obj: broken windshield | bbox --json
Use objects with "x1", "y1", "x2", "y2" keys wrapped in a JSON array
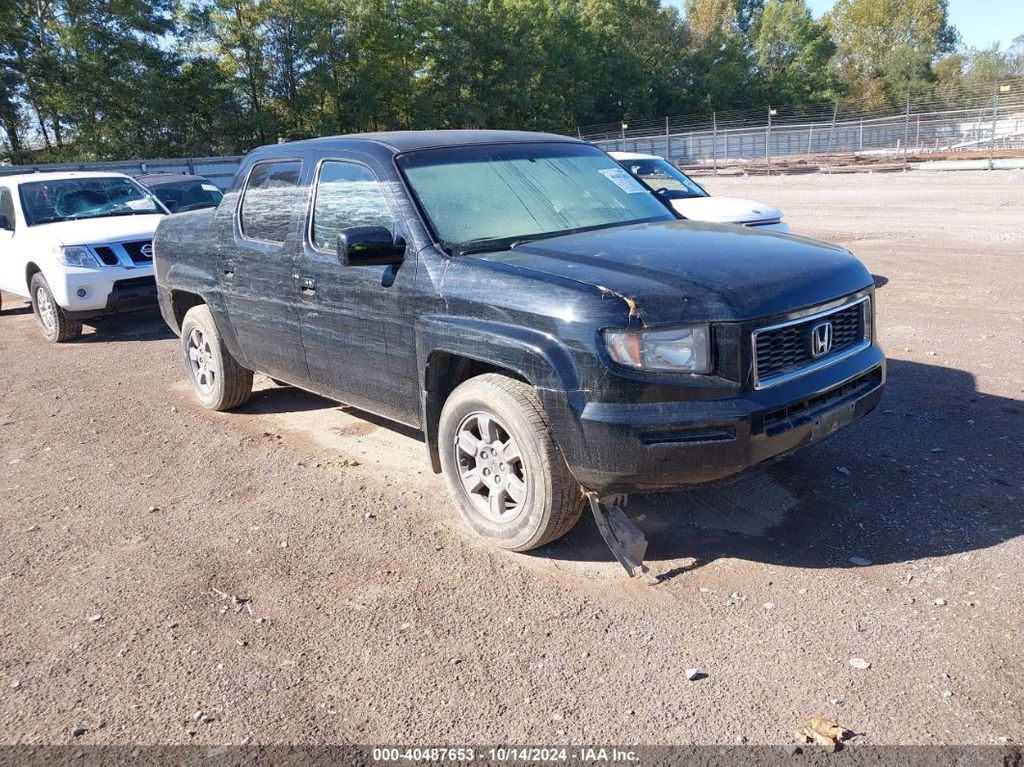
[{"x1": 18, "y1": 177, "x2": 162, "y2": 226}]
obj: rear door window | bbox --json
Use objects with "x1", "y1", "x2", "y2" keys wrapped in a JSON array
[{"x1": 239, "y1": 160, "x2": 302, "y2": 243}]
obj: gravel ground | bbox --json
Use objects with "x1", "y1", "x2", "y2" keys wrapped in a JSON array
[{"x1": 0, "y1": 170, "x2": 1021, "y2": 747}]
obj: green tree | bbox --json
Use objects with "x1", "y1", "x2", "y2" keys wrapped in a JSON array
[
  {"x1": 682, "y1": 0, "x2": 756, "y2": 109},
  {"x1": 0, "y1": 0, "x2": 27, "y2": 157},
  {"x1": 750, "y1": 0, "x2": 839, "y2": 104},
  {"x1": 827, "y1": 0, "x2": 958, "y2": 105}
]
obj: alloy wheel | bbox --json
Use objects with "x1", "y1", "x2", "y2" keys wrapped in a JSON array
[{"x1": 454, "y1": 411, "x2": 529, "y2": 523}]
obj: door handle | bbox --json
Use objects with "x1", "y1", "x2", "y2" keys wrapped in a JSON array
[
  {"x1": 299, "y1": 277, "x2": 316, "y2": 294},
  {"x1": 223, "y1": 260, "x2": 235, "y2": 278}
]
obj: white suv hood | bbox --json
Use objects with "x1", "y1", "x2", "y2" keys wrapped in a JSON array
[
  {"x1": 35, "y1": 214, "x2": 164, "y2": 247},
  {"x1": 671, "y1": 196, "x2": 782, "y2": 225}
]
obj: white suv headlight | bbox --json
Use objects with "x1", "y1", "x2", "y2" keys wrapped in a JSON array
[
  {"x1": 603, "y1": 325, "x2": 711, "y2": 373},
  {"x1": 55, "y1": 245, "x2": 99, "y2": 267}
]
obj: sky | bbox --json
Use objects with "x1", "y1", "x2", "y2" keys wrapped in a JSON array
[{"x1": 666, "y1": 0, "x2": 1024, "y2": 51}]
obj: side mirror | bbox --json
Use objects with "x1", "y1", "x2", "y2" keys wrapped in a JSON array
[
  {"x1": 337, "y1": 225, "x2": 405, "y2": 267},
  {"x1": 163, "y1": 199, "x2": 180, "y2": 213},
  {"x1": 0, "y1": 214, "x2": 12, "y2": 231}
]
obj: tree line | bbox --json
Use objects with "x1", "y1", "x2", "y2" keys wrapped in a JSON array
[{"x1": 1, "y1": 0, "x2": 1022, "y2": 163}]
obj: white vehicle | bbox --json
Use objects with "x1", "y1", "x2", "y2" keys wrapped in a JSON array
[
  {"x1": 0, "y1": 171, "x2": 166, "y2": 342},
  {"x1": 610, "y1": 152, "x2": 789, "y2": 233}
]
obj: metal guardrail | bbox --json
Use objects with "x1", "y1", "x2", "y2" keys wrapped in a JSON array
[{"x1": 0, "y1": 156, "x2": 244, "y2": 190}]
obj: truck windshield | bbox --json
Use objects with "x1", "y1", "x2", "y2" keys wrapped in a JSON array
[
  {"x1": 615, "y1": 158, "x2": 708, "y2": 199},
  {"x1": 18, "y1": 177, "x2": 162, "y2": 226},
  {"x1": 147, "y1": 178, "x2": 223, "y2": 213},
  {"x1": 397, "y1": 143, "x2": 675, "y2": 254}
]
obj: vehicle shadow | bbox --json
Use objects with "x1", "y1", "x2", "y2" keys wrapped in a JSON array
[
  {"x1": 241, "y1": 383, "x2": 426, "y2": 442},
  {"x1": 0, "y1": 293, "x2": 33, "y2": 316},
  {"x1": 77, "y1": 309, "x2": 174, "y2": 343},
  {"x1": 540, "y1": 358, "x2": 1023, "y2": 574},
  {"x1": 242, "y1": 384, "x2": 345, "y2": 416}
]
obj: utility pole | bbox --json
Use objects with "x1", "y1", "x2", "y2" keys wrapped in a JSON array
[
  {"x1": 712, "y1": 112, "x2": 718, "y2": 175},
  {"x1": 989, "y1": 80, "x2": 1001, "y2": 170},
  {"x1": 903, "y1": 91, "x2": 911, "y2": 170},
  {"x1": 766, "y1": 106, "x2": 774, "y2": 174},
  {"x1": 825, "y1": 101, "x2": 838, "y2": 173}
]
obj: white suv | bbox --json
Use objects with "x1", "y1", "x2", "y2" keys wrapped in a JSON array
[
  {"x1": 0, "y1": 171, "x2": 166, "y2": 342},
  {"x1": 610, "y1": 152, "x2": 790, "y2": 232}
]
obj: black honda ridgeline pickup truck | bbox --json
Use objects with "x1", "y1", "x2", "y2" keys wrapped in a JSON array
[{"x1": 154, "y1": 131, "x2": 884, "y2": 554}]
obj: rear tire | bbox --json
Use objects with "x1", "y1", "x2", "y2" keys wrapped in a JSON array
[
  {"x1": 180, "y1": 304, "x2": 253, "y2": 410},
  {"x1": 438, "y1": 373, "x2": 585, "y2": 551},
  {"x1": 30, "y1": 273, "x2": 82, "y2": 343}
]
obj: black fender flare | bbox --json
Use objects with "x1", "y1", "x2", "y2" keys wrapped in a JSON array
[
  {"x1": 163, "y1": 262, "x2": 248, "y2": 367},
  {"x1": 416, "y1": 315, "x2": 587, "y2": 473}
]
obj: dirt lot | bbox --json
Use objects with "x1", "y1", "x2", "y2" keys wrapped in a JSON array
[{"x1": 1, "y1": 170, "x2": 1022, "y2": 748}]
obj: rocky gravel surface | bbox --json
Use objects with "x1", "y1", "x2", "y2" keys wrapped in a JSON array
[{"x1": 0, "y1": 170, "x2": 1021, "y2": 746}]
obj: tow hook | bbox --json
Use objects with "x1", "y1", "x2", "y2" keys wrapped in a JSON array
[{"x1": 586, "y1": 492, "x2": 648, "y2": 577}]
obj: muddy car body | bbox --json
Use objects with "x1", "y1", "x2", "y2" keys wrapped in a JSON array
[{"x1": 154, "y1": 131, "x2": 885, "y2": 554}]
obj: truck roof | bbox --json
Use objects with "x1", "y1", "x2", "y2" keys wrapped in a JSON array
[
  {"x1": 0, "y1": 170, "x2": 134, "y2": 185},
  {"x1": 258, "y1": 130, "x2": 583, "y2": 156}
]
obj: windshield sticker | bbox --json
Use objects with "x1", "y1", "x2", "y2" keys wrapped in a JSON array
[
  {"x1": 598, "y1": 167, "x2": 648, "y2": 194},
  {"x1": 201, "y1": 184, "x2": 220, "y2": 193}
]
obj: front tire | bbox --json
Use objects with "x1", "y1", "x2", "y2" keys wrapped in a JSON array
[
  {"x1": 438, "y1": 373, "x2": 585, "y2": 551},
  {"x1": 30, "y1": 273, "x2": 82, "y2": 343},
  {"x1": 180, "y1": 304, "x2": 253, "y2": 410}
]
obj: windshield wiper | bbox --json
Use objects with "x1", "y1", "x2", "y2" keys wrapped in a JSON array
[
  {"x1": 453, "y1": 232, "x2": 559, "y2": 256},
  {"x1": 452, "y1": 238, "x2": 512, "y2": 256},
  {"x1": 102, "y1": 209, "x2": 156, "y2": 217}
]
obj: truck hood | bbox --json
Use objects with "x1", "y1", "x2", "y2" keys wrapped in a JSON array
[
  {"x1": 671, "y1": 196, "x2": 783, "y2": 225},
  {"x1": 469, "y1": 220, "x2": 871, "y2": 322},
  {"x1": 33, "y1": 214, "x2": 164, "y2": 247}
]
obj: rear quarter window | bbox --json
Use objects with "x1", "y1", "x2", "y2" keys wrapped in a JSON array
[
  {"x1": 239, "y1": 160, "x2": 302, "y2": 243},
  {"x1": 0, "y1": 187, "x2": 15, "y2": 231}
]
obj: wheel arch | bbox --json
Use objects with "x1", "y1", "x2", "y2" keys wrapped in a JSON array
[
  {"x1": 25, "y1": 261, "x2": 42, "y2": 291},
  {"x1": 169, "y1": 289, "x2": 206, "y2": 332},
  {"x1": 417, "y1": 316, "x2": 583, "y2": 474},
  {"x1": 161, "y1": 283, "x2": 248, "y2": 368}
]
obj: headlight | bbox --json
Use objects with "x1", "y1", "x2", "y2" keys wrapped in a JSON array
[
  {"x1": 55, "y1": 245, "x2": 99, "y2": 267},
  {"x1": 603, "y1": 324, "x2": 711, "y2": 373}
]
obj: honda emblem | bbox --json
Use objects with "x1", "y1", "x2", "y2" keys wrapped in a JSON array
[{"x1": 810, "y1": 321, "x2": 833, "y2": 357}]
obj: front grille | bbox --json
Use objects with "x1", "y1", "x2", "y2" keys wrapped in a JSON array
[
  {"x1": 93, "y1": 246, "x2": 119, "y2": 266},
  {"x1": 122, "y1": 240, "x2": 153, "y2": 264},
  {"x1": 760, "y1": 367, "x2": 883, "y2": 437},
  {"x1": 753, "y1": 297, "x2": 868, "y2": 388},
  {"x1": 113, "y1": 276, "x2": 156, "y2": 291}
]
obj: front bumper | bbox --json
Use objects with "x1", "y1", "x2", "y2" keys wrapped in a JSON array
[
  {"x1": 52, "y1": 265, "x2": 158, "y2": 318},
  {"x1": 552, "y1": 344, "x2": 884, "y2": 494}
]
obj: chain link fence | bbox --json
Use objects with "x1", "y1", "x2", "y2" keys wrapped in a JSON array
[{"x1": 580, "y1": 76, "x2": 1024, "y2": 171}]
